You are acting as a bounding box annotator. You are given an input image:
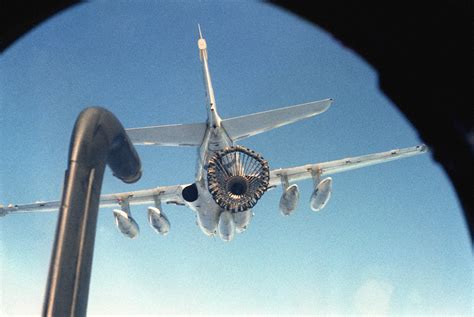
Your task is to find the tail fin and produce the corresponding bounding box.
[197,24,221,127]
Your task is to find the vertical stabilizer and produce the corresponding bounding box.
[197,25,221,127]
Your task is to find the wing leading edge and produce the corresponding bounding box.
[1,184,187,216]
[2,145,427,216]
[269,144,428,187]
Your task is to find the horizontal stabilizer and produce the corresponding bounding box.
[126,122,207,146]
[222,99,333,142]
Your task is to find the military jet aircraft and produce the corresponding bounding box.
[0,26,427,241]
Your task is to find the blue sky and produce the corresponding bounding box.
[0,1,471,315]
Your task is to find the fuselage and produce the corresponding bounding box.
[191,121,237,238]
[184,27,252,240]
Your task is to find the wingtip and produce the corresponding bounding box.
[418,144,429,152]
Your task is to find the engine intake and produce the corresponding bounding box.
[207,146,269,213]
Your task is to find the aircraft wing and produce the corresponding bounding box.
[0,184,188,216]
[269,145,428,187]
[221,99,333,142]
[126,123,206,146]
